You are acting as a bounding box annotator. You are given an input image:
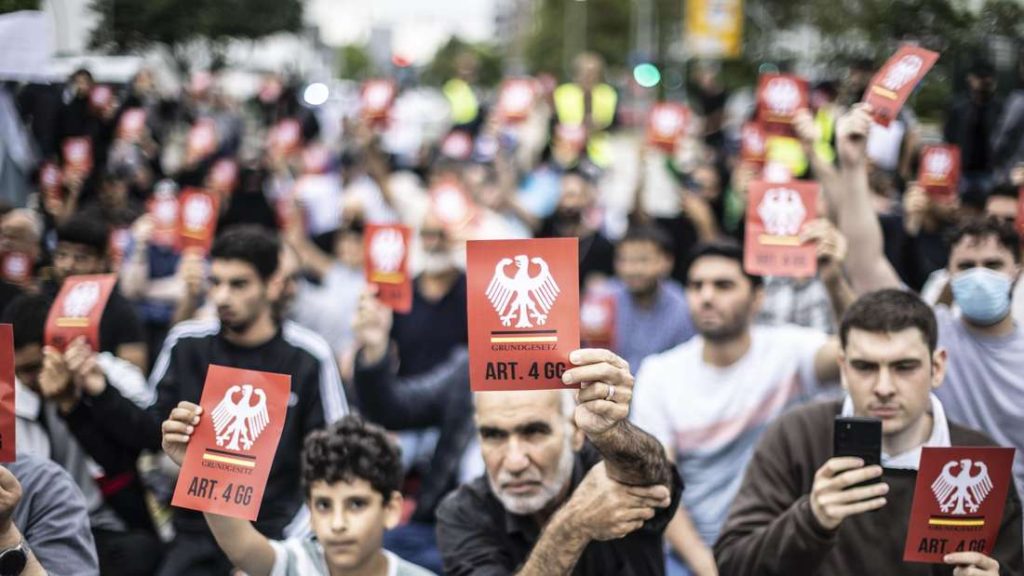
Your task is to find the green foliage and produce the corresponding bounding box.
[423,36,503,87]
[0,0,39,13]
[89,0,302,52]
[337,44,373,80]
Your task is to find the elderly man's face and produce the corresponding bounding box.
[0,213,39,255]
[475,391,583,516]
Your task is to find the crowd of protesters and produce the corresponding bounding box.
[0,45,1021,576]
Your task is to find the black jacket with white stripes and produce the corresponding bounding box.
[65,319,348,538]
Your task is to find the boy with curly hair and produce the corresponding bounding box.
[162,407,435,576]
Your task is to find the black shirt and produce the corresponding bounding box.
[390,273,468,377]
[65,319,347,538]
[537,220,615,289]
[436,444,683,576]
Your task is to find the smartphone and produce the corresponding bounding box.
[833,416,882,485]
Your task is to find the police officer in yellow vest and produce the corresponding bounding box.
[443,51,483,134]
[554,52,618,167]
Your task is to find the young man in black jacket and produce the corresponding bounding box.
[57,225,348,575]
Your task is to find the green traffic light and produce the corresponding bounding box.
[634,63,661,88]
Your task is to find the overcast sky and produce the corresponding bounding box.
[308,0,497,62]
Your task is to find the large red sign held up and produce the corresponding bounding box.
[177,189,220,255]
[740,122,767,168]
[756,74,808,136]
[580,289,616,350]
[744,181,818,278]
[646,102,690,153]
[467,238,580,392]
[44,274,117,352]
[364,224,413,314]
[0,325,14,462]
[918,144,961,204]
[497,78,536,123]
[172,365,291,521]
[904,446,1015,563]
[62,137,93,180]
[864,45,940,127]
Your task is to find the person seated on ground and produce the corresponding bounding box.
[714,290,1023,575]
[42,213,147,370]
[3,454,100,575]
[4,293,160,576]
[161,412,435,576]
[436,348,682,576]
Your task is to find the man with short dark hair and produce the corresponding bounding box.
[608,225,694,370]
[715,290,1023,575]
[46,214,147,370]
[52,225,348,575]
[537,170,615,291]
[631,233,847,576]
[835,102,1024,502]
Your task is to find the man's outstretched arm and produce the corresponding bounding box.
[562,349,673,487]
[834,104,903,294]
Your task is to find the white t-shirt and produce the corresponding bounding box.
[630,324,828,545]
[269,538,435,576]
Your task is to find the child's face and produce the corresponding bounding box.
[309,479,401,573]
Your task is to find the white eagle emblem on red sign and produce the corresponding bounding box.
[757,187,807,236]
[486,255,560,328]
[931,458,993,515]
[211,384,269,452]
[63,281,101,318]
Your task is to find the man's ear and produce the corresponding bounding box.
[266,273,284,301]
[383,491,404,530]
[930,348,948,391]
[837,350,849,392]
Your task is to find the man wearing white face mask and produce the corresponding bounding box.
[832,103,1024,505]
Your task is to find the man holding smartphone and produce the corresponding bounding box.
[714,290,1022,575]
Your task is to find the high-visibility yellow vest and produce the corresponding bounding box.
[814,107,836,165]
[553,83,617,130]
[765,135,809,177]
[443,78,480,125]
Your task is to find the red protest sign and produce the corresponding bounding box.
[361,79,396,122]
[467,238,580,392]
[364,225,413,313]
[302,144,331,175]
[44,274,117,351]
[580,290,616,350]
[0,252,32,285]
[88,85,114,115]
[1017,188,1024,238]
[117,108,147,141]
[39,162,63,202]
[497,78,535,123]
[440,131,474,161]
[744,181,818,277]
[756,74,808,136]
[918,144,960,204]
[904,446,1015,563]
[430,178,477,232]
[268,119,302,159]
[178,189,220,254]
[740,122,767,168]
[62,137,93,179]
[646,103,690,153]
[0,324,14,462]
[207,159,239,198]
[108,228,132,273]
[171,364,291,521]
[187,119,218,163]
[864,45,940,127]
[148,190,180,248]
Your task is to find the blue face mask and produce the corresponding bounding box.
[950,268,1013,325]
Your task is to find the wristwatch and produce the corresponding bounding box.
[0,540,27,576]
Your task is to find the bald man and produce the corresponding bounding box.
[436,351,682,576]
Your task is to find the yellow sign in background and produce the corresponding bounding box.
[685,0,744,59]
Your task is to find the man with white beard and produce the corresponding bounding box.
[390,212,468,378]
[436,350,682,576]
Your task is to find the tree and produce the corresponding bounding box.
[0,0,39,13]
[337,44,373,80]
[423,36,503,87]
[89,0,303,72]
